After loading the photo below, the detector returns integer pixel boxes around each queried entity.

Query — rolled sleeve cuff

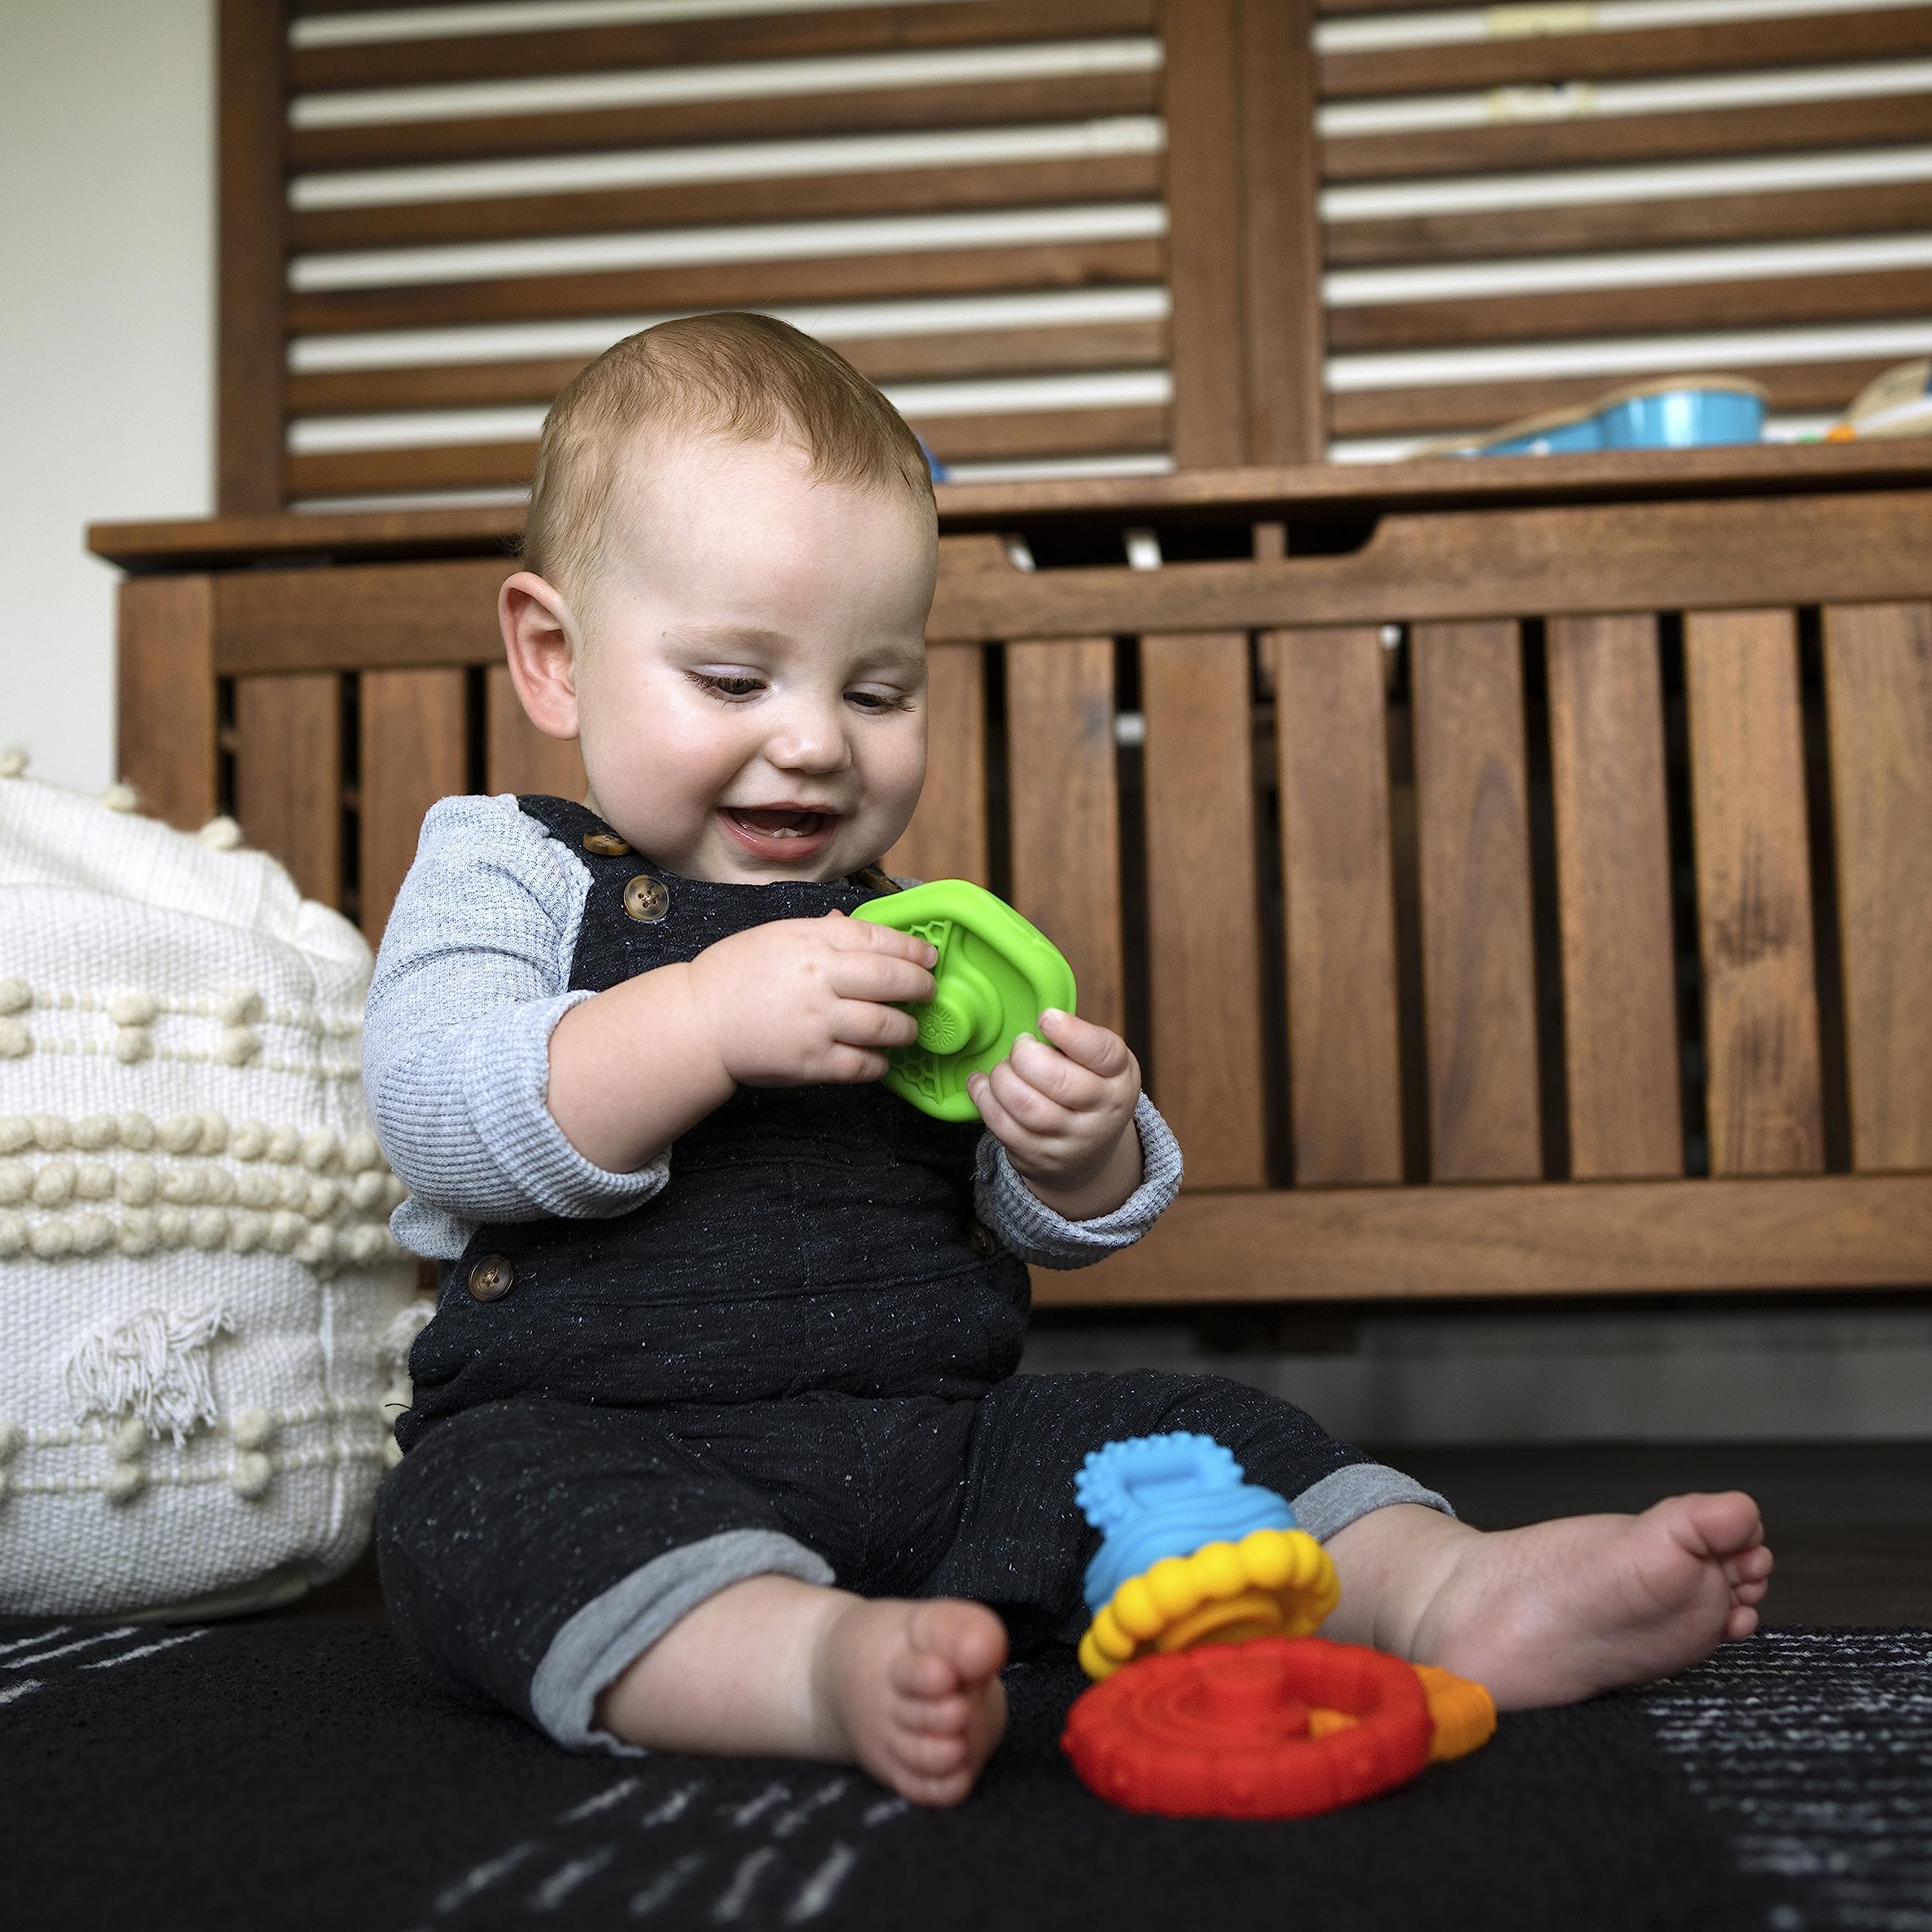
[977,1094,1183,1269]
[1291,1463,1457,1543]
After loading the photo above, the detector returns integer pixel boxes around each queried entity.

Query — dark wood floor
[284,1441,1932,1629]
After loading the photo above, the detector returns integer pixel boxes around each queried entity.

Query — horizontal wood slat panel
[1271,626,1404,1186]
[216,559,506,672]
[288,321,1168,417]
[285,407,1168,497]
[1545,616,1683,1180]
[232,674,344,908]
[357,667,469,943]
[1329,360,1900,441]
[1326,178,1932,270]
[285,238,1165,334]
[289,0,1157,91]
[288,152,1163,254]
[1821,601,1932,1172]
[884,643,988,884]
[1323,91,1932,182]
[1321,7,1932,100]
[1140,631,1269,1188]
[1005,638,1125,1038]
[1327,266,1932,355]
[1410,621,1543,1182]
[288,69,1161,172]
[485,664,585,801]
[1027,1174,1932,1304]
[1684,608,1826,1177]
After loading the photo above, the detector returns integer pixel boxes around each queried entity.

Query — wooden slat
[1026,1174,1932,1304]
[357,669,469,944]
[1326,178,1932,270]
[1684,609,1826,1177]
[1545,617,1682,1179]
[287,321,1169,417]
[290,0,1157,91]
[1329,359,1904,443]
[232,675,344,907]
[288,69,1161,172]
[1160,0,1247,466]
[1410,621,1542,1182]
[118,576,217,832]
[1005,639,1125,1038]
[884,645,988,884]
[1323,91,1932,183]
[209,490,1932,674]
[485,664,585,801]
[1821,601,1932,1172]
[289,152,1162,254]
[284,238,1165,336]
[217,0,285,512]
[1271,626,1404,1185]
[1321,6,1932,100]
[1327,266,1932,355]
[284,405,1168,499]
[1238,0,1325,463]
[1140,632,1268,1187]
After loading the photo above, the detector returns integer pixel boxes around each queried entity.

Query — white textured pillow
[0,760,420,1617]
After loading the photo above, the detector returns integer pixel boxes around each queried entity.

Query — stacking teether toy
[852,880,1075,1122]
[1061,1433,1497,1819]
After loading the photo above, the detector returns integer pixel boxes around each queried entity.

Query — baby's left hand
[968,1008,1143,1222]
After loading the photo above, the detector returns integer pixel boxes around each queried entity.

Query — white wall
[0,0,215,795]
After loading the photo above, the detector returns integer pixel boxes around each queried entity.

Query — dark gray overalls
[374,796,1374,1734]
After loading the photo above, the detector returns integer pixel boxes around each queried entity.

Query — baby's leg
[1322,1494,1774,1707]
[593,1576,1008,1807]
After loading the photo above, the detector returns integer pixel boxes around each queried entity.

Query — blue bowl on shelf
[1423,375,1768,458]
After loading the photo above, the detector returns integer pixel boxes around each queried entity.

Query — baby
[366,312,1772,1807]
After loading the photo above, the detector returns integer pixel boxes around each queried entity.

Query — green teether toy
[853,880,1077,1121]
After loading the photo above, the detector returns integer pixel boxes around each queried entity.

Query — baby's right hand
[687,912,937,1088]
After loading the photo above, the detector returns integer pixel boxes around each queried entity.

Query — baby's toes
[891,1725,973,1782]
[1724,1543,1774,1588]
[1732,1576,1770,1607]
[894,1689,974,1737]
[1724,1602,1761,1641]
[890,1644,961,1701]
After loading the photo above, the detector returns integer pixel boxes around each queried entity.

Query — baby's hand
[687,912,937,1088]
[968,1010,1143,1221]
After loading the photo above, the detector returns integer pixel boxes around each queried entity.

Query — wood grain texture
[485,665,585,801]
[232,675,343,907]
[1026,1174,1932,1303]
[884,645,989,885]
[1005,639,1125,1038]
[217,0,286,512]
[357,669,469,945]
[1272,626,1404,1185]
[1821,601,1932,1173]
[215,560,506,674]
[1684,609,1826,1177]
[285,238,1165,335]
[118,576,219,832]
[1237,0,1325,463]
[1546,617,1683,1178]
[290,0,1156,90]
[1410,622,1542,1182]
[1140,632,1268,1187]
[1160,0,1247,467]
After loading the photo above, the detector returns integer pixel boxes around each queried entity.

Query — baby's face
[571,432,936,883]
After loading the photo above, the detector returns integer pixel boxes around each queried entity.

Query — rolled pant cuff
[529,1527,835,1754]
[1292,1463,1457,1543]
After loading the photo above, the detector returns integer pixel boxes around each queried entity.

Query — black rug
[5,1617,1928,1931]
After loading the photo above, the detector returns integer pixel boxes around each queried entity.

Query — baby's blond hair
[522,312,936,605]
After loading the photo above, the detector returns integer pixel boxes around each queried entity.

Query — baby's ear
[500,571,580,740]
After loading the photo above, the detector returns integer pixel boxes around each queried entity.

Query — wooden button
[467,1254,515,1303]
[582,830,631,857]
[623,875,670,923]
[968,1220,998,1259]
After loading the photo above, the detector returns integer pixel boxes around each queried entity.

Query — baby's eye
[847,688,912,713]
[688,672,764,701]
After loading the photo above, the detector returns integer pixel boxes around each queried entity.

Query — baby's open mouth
[724,807,835,840]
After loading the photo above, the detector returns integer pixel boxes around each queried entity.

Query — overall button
[583,830,631,857]
[467,1254,515,1303]
[968,1220,999,1259]
[623,875,670,923]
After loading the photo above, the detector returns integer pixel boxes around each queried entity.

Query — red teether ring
[1060,1636,1434,1819]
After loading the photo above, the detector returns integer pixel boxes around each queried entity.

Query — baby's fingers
[1037,1008,1133,1080]
[830,998,920,1051]
[980,1055,1073,1138]
[824,910,940,969]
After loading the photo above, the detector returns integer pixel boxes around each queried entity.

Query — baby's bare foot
[1407,1491,1774,1708]
[815,1597,1008,1807]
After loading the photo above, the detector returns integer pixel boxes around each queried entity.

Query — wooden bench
[92,444,1932,1311]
